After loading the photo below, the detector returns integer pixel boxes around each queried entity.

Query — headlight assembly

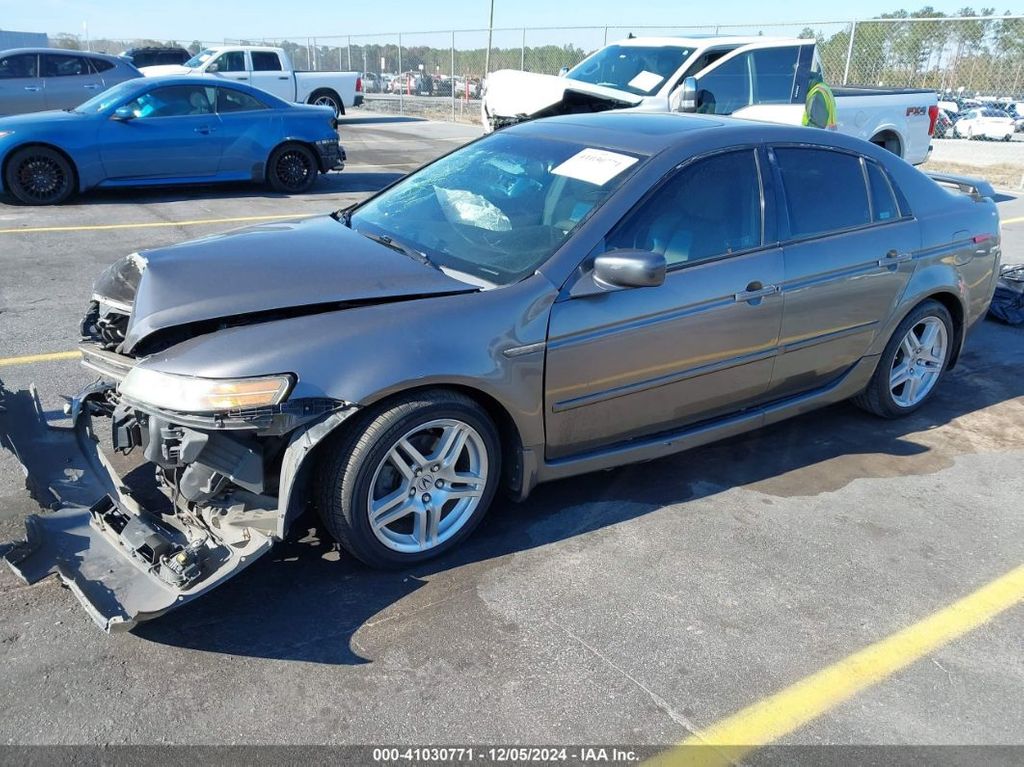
[119,368,293,413]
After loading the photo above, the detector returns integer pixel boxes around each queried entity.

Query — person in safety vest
[802,74,837,130]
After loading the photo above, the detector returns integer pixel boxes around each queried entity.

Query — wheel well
[266,140,320,176]
[2,142,80,192]
[922,291,965,369]
[870,130,903,158]
[308,88,344,115]
[338,384,526,495]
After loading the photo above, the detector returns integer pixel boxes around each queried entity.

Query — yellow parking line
[647,564,1024,767]
[0,213,317,235]
[0,350,80,367]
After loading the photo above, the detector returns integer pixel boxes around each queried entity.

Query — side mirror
[673,76,698,112]
[593,249,666,290]
[558,66,569,77]
[111,106,135,121]
[207,62,219,73]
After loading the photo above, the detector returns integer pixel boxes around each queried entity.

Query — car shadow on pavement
[125,318,1024,665]
[0,172,405,208]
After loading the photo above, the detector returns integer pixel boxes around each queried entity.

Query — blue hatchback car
[0,76,345,204]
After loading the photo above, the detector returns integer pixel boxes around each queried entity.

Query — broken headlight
[119,368,293,414]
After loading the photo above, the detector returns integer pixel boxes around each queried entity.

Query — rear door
[249,51,294,101]
[544,147,784,459]
[0,52,43,114]
[41,53,105,110]
[98,84,223,179]
[765,145,919,398]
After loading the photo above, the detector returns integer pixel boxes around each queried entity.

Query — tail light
[927,105,939,136]
[356,77,363,93]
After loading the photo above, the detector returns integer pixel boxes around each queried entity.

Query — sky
[1,0,1019,43]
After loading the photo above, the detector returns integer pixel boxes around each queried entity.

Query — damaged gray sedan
[4,113,1000,631]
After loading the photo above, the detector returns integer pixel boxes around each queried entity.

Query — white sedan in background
[953,107,1016,140]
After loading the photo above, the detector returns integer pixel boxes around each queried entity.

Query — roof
[505,111,885,159]
[0,47,120,59]
[610,35,809,48]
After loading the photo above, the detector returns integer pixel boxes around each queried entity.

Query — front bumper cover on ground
[1,381,356,632]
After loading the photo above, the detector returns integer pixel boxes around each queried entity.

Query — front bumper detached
[1,381,355,632]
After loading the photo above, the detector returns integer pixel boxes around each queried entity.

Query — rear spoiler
[925,171,995,201]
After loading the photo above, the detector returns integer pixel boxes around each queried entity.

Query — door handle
[194,126,216,134]
[878,249,912,267]
[277,76,289,80]
[23,86,41,92]
[83,83,102,89]
[734,281,779,303]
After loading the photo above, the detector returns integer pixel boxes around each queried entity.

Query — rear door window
[89,57,115,73]
[251,52,283,71]
[217,87,268,112]
[774,147,870,238]
[41,54,91,77]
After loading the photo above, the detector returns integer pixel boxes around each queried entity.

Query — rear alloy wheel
[4,146,74,205]
[267,143,318,193]
[317,390,501,568]
[852,300,953,418]
[310,90,343,117]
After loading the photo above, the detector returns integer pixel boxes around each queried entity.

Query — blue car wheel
[268,143,318,194]
[5,146,75,206]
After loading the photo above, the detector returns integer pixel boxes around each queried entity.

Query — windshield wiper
[332,203,357,228]
[360,231,441,272]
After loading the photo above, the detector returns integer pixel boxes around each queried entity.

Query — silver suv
[0,48,141,115]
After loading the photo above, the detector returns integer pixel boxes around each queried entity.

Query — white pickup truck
[483,36,938,165]
[141,45,363,117]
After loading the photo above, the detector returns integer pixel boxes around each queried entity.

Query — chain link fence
[47,15,1024,122]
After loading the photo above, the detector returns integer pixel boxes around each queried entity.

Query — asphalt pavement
[0,115,1021,753]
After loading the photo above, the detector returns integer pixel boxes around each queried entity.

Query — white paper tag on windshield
[628,70,664,92]
[552,148,639,186]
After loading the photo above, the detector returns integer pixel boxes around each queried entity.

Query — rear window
[774,147,870,238]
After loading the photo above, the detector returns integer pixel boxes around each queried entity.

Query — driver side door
[544,147,784,460]
[98,84,224,180]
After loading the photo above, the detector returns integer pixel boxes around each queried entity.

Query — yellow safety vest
[802,82,838,130]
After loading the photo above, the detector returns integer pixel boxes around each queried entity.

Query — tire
[4,146,75,205]
[309,89,344,117]
[852,300,954,419]
[267,143,318,193]
[317,390,502,569]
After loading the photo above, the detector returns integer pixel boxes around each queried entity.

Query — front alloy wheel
[317,390,501,568]
[5,146,75,205]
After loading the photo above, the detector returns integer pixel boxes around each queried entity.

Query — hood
[0,109,89,126]
[94,216,475,353]
[484,69,643,120]
[140,64,194,76]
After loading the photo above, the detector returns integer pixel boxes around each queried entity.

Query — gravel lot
[0,115,1021,754]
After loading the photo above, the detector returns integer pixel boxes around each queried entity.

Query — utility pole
[484,0,495,78]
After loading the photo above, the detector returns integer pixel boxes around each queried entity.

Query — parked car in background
[140,45,363,116]
[121,46,191,69]
[8,112,1000,631]
[0,48,141,116]
[361,72,384,93]
[933,107,955,138]
[483,36,939,164]
[0,76,344,204]
[953,107,1015,141]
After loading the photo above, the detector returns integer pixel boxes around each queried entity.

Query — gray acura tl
[4,112,1000,631]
